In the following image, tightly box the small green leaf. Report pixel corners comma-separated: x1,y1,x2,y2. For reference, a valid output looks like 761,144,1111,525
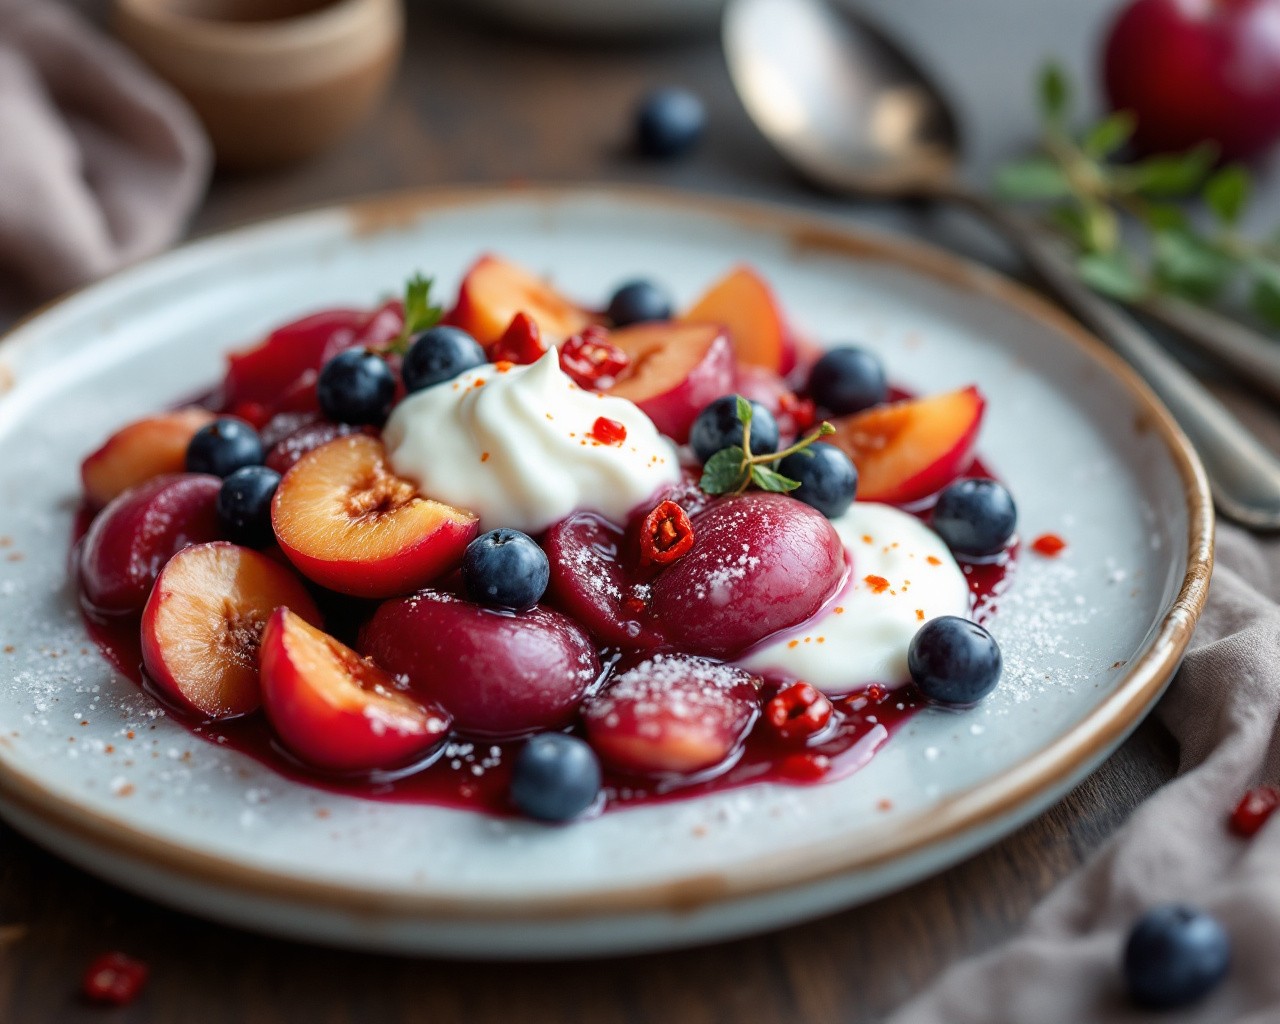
699,446,748,495
1137,202,1187,232
994,158,1072,201
734,394,753,428
750,465,801,493
1038,63,1070,123
1081,202,1119,254
1249,262,1280,328
1152,230,1233,303
1082,111,1136,158
402,273,444,338
1077,251,1146,301
1048,205,1090,248
1203,164,1251,227
1125,145,1216,198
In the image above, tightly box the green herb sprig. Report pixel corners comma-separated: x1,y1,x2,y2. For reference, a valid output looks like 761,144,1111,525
381,274,444,356
995,64,1280,328
699,396,836,496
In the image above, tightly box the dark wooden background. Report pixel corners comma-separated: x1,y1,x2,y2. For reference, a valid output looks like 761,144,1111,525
0,3,1203,1021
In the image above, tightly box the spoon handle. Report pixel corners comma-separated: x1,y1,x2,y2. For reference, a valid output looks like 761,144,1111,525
953,189,1280,530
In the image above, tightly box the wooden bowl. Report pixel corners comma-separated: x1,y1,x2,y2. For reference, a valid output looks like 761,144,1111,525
113,0,403,170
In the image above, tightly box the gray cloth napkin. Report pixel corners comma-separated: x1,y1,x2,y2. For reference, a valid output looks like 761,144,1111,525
890,522,1280,1022
0,1,209,301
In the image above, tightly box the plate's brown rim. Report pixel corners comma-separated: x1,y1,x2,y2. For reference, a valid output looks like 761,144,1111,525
0,183,1214,923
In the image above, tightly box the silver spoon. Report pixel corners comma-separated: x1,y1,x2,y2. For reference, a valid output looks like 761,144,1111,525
723,0,1280,530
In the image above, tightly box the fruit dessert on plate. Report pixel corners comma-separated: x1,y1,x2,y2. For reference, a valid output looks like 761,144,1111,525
73,256,1017,823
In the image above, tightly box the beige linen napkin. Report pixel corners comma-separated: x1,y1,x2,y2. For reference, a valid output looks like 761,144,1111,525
890,522,1280,1022
0,1,209,301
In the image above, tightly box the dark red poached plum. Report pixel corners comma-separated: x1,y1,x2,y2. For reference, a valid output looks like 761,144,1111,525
649,492,846,658
79,473,223,615
581,653,762,777
544,512,665,650
361,589,600,738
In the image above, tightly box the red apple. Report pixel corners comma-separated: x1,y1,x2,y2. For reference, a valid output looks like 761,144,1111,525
1104,0,1280,160
581,653,762,777
362,589,600,738
79,473,222,615
650,492,846,658
681,266,797,374
259,607,451,773
448,255,596,346
827,386,985,504
81,408,217,509
140,542,322,720
605,322,734,442
271,434,479,599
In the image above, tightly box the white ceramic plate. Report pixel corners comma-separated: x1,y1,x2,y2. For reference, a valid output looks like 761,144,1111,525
0,187,1211,957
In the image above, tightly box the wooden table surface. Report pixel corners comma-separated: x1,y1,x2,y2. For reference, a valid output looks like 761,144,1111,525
1,5,1192,1021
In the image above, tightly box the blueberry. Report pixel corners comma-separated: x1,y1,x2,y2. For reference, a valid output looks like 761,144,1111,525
776,443,858,519
635,87,706,158
510,733,602,822
185,418,264,478
1124,905,1231,1009
607,279,674,326
690,395,779,463
932,478,1017,557
316,349,395,426
216,466,281,548
462,529,550,610
402,326,487,394
808,347,887,415
908,616,1002,706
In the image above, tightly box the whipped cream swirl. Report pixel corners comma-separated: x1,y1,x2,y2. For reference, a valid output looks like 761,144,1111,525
384,350,680,534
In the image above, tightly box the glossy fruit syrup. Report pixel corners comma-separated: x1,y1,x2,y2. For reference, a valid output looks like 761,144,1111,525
75,467,1014,819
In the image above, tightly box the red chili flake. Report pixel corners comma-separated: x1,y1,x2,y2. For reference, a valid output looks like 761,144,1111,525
228,401,271,429
864,574,890,593
864,684,886,702
915,609,925,621
639,500,695,566
559,326,630,389
925,555,941,566
1230,785,1280,837
765,682,834,742
778,391,817,432
82,952,149,1006
1031,532,1067,557
488,311,548,365
589,416,627,446
480,452,491,463
622,595,647,614
780,752,831,781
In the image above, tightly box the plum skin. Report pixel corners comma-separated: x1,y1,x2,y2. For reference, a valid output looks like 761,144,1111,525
649,492,847,659
361,589,601,739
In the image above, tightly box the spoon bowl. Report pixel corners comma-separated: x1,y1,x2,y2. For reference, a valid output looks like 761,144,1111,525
723,0,959,197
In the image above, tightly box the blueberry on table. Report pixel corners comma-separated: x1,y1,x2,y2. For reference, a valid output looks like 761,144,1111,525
607,279,674,326
907,616,1002,706
635,87,706,158
931,478,1017,557
777,443,858,519
317,349,396,426
462,529,551,610
1124,904,1231,1009
185,418,264,478
690,395,779,463
510,733,602,823
216,466,281,548
808,346,887,415
401,325,487,393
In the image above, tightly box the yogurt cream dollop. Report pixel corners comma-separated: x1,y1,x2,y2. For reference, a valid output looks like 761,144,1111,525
737,503,971,693
383,349,681,534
